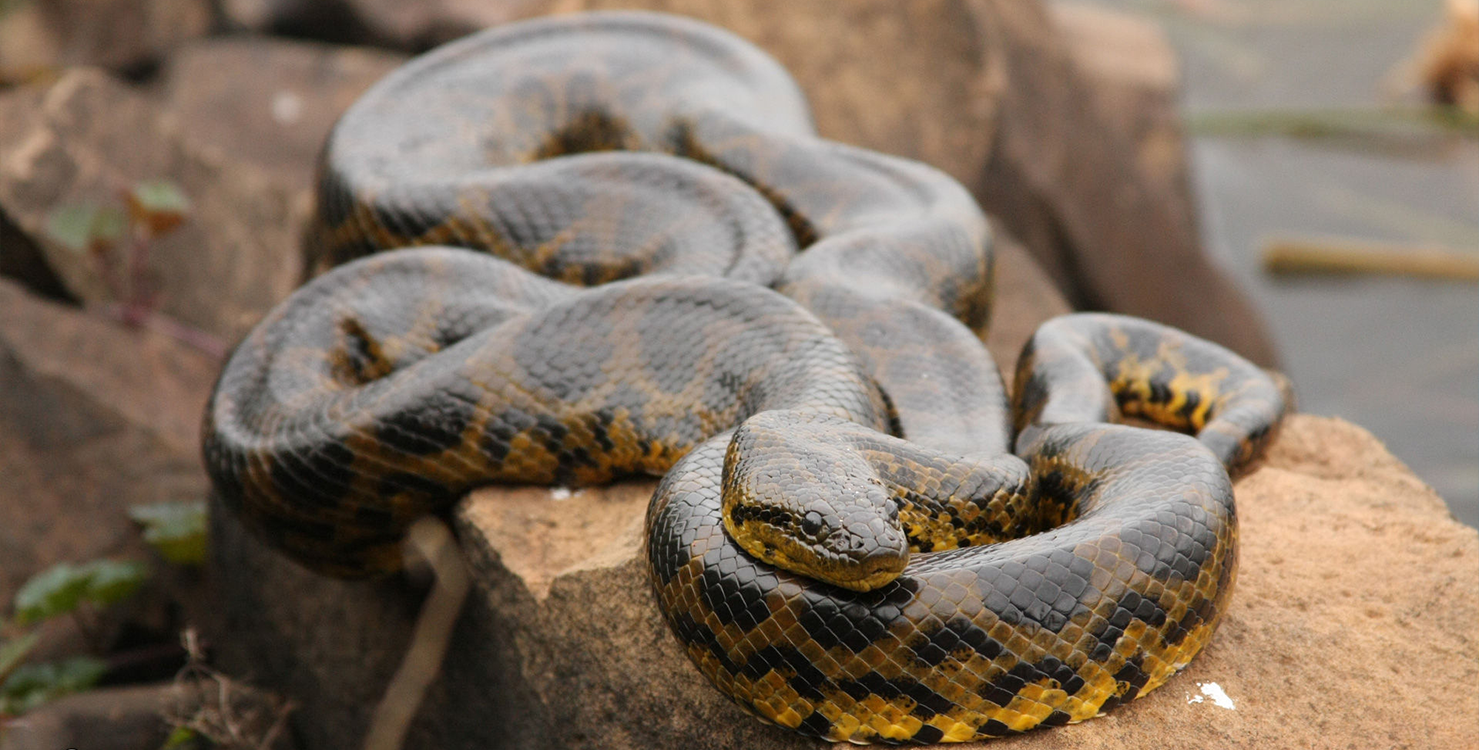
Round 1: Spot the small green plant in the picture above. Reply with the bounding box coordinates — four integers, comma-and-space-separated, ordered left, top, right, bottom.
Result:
130, 501, 209, 566
0, 560, 149, 717
43, 179, 225, 358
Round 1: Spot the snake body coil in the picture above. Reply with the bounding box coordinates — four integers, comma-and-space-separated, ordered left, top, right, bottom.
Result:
202, 12, 1289, 744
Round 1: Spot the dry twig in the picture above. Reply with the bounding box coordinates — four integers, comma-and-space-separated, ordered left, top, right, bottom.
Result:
362, 518, 472, 750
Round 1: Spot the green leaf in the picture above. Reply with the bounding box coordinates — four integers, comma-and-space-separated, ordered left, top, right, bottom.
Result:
42, 202, 127, 255
12, 563, 92, 624
91, 204, 128, 246
129, 501, 208, 565
80, 560, 149, 608
43, 202, 101, 253
0, 656, 106, 715
11, 560, 149, 624
127, 179, 190, 235
0, 631, 40, 683
130, 179, 189, 214
161, 726, 200, 750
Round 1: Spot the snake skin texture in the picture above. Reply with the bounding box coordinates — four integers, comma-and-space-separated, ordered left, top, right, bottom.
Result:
201, 11, 1291, 744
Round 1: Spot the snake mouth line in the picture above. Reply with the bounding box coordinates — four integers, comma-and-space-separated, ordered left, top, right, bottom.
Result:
723, 516, 910, 592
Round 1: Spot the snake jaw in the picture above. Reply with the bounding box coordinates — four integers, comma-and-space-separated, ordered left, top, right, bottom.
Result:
724, 511, 909, 592
722, 488, 910, 592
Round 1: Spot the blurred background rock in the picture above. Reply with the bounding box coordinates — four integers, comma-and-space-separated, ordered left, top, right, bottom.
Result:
1059, 0, 1476, 527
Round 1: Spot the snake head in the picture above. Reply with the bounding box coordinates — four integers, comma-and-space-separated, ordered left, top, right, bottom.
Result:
722, 413, 910, 592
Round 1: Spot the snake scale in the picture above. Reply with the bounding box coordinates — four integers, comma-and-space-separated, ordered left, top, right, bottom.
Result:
201, 11, 1291, 744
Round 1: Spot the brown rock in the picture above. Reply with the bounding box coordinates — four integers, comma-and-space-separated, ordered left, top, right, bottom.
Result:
968, 0, 1279, 366
985, 227, 1071, 383
0, 86, 69, 300
206, 413, 1479, 749
160, 38, 408, 192
0, 69, 305, 343
0, 0, 212, 84
1049, 2, 1188, 207
0, 278, 217, 602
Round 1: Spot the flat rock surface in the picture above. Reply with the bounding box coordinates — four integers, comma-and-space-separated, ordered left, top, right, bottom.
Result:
452, 415, 1479, 749
454, 415, 1479, 750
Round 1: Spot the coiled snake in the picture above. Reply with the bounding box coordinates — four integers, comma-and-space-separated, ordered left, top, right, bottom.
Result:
202, 11, 1290, 744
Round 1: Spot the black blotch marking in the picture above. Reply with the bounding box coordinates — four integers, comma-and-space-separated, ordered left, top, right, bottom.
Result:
533, 110, 635, 159
981, 719, 1016, 737
795, 709, 835, 740
377, 471, 453, 504
1112, 655, 1150, 704
270, 439, 357, 506
1177, 388, 1202, 424
371, 187, 453, 244
588, 411, 617, 452
912, 725, 945, 744
832, 673, 955, 720
481, 409, 539, 464
379, 390, 476, 456
698, 551, 776, 632
1042, 710, 1072, 727
907, 617, 1001, 668
739, 645, 829, 703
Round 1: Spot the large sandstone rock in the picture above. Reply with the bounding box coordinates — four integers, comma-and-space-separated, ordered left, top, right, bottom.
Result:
0, 278, 217, 602
0, 0, 212, 84
0, 69, 304, 343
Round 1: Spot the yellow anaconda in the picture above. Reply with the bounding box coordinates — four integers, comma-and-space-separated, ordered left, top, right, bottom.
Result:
201, 11, 1290, 744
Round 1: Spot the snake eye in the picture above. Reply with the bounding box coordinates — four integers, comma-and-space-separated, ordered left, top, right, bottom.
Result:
801, 511, 824, 537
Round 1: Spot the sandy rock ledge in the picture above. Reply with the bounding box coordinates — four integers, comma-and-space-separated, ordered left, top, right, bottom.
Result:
208, 413, 1479, 749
